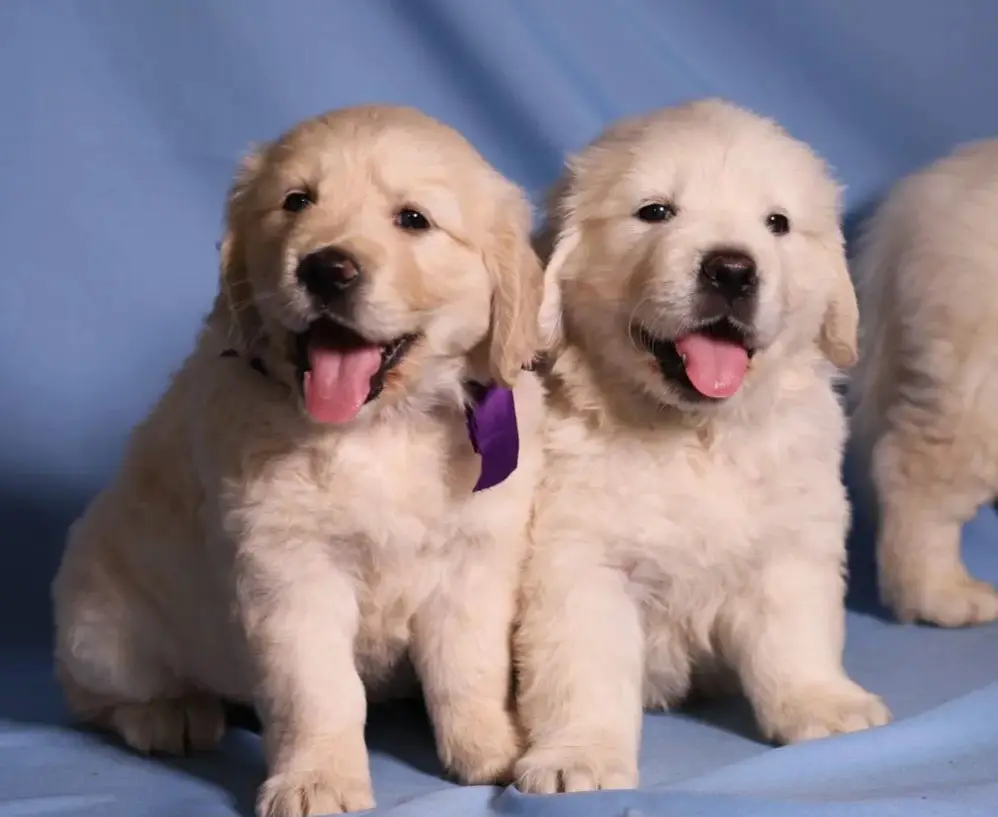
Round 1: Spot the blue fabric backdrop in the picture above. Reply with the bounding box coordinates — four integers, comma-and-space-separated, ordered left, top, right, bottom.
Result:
2, 2, 998, 815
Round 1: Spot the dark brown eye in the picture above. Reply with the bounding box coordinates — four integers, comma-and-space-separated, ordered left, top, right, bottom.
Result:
766, 212, 790, 236
395, 208, 431, 231
282, 191, 313, 213
635, 202, 678, 223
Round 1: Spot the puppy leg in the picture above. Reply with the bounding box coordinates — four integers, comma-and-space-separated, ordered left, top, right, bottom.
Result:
514, 556, 643, 794
720, 557, 891, 744
54, 510, 225, 755
242, 553, 373, 817
874, 429, 998, 626
410, 541, 521, 785
56, 608, 226, 756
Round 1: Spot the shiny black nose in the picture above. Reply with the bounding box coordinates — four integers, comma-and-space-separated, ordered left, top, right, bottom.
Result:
699, 250, 758, 301
296, 246, 362, 305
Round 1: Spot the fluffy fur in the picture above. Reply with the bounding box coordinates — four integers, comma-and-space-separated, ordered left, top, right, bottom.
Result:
52, 105, 545, 817
514, 99, 890, 794
849, 139, 998, 627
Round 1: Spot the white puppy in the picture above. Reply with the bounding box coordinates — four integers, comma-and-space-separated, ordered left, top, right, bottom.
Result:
52, 106, 545, 816
514, 99, 890, 794
849, 139, 998, 628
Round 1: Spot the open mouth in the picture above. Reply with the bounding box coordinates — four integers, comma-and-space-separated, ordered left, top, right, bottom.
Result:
294, 318, 417, 424
633, 318, 756, 401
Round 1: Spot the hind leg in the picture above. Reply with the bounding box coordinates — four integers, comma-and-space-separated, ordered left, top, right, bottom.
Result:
873, 427, 998, 627
54, 517, 225, 755
59, 668, 225, 756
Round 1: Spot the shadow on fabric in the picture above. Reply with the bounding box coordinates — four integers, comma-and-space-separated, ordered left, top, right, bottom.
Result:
0, 479, 92, 650
842, 444, 892, 620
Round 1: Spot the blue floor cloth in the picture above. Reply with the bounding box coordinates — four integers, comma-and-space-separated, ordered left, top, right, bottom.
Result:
3, 1, 998, 815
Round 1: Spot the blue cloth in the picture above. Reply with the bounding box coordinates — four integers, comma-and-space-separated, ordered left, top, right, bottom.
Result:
2, 1, 998, 815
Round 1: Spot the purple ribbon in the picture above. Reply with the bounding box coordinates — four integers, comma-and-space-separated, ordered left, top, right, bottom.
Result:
464, 383, 519, 492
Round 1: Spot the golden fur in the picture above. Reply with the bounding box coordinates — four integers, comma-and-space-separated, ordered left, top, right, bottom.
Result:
513, 99, 889, 794
52, 105, 545, 817
850, 139, 998, 627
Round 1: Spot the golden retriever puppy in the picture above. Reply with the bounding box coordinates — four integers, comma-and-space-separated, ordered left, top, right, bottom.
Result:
513, 99, 890, 794
52, 105, 545, 816
849, 140, 998, 627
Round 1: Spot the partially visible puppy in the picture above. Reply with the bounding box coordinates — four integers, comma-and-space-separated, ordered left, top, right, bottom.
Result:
53, 106, 545, 816
515, 99, 889, 794
849, 139, 998, 627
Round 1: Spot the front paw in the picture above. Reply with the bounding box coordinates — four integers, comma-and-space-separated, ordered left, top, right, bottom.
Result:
882, 571, 998, 628
514, 742, 638, 794
438, 706, 522, 785
758, 682, 891, 744
257, 770, 374, 817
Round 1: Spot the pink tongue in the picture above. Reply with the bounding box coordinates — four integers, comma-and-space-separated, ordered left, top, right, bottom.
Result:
674, 333, 749, 399
304, 344, 383, 424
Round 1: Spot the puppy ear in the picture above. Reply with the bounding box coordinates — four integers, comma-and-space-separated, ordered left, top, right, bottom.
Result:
483, 186, 545, 387
208, 146, 267, 352
818, 239, 860, 369
533, 165, 584, 354
536, 223, 580, 354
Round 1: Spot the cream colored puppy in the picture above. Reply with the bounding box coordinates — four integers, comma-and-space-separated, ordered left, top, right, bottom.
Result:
849, 139, 998, 628
52, 105, 545, 816
514, 99, 890, 794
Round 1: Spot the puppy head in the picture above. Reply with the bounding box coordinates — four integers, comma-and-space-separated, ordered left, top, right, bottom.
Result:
210, 105, 542, 425
540, 98, 857, 413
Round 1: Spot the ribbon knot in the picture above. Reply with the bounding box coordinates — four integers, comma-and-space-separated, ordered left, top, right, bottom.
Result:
464, 383, 519, 492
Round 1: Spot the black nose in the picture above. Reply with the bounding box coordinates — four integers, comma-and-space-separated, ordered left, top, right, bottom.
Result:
699, 250, 758, 301
296, 246, 362, 305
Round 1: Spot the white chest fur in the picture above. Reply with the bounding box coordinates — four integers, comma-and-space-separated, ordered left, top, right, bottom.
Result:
215, 373, 545, 691
533, 378, 848, 704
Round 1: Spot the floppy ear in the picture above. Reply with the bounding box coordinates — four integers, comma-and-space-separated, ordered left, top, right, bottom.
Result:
532, 169, 581, 354
208, 146, 266, 352
483, 187, 545, 387
536, 223, 580, 354
818, 238, 860, 369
